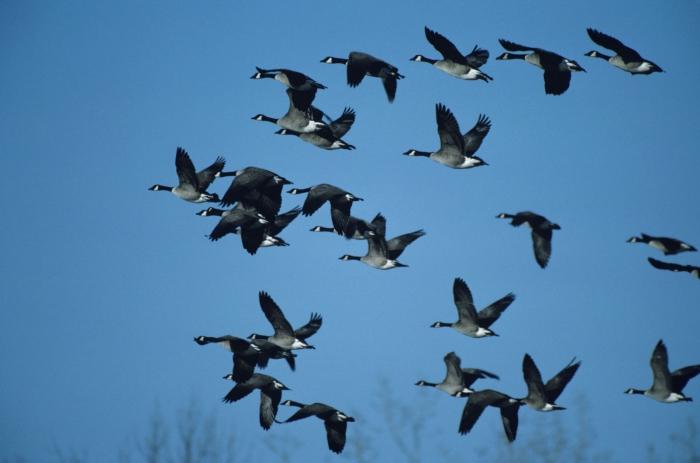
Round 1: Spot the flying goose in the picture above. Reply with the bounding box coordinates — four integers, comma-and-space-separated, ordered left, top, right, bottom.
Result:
257, 291, 316, 350
585, 28, 663, 74
496, 211, 560, 268
457, 389, 520, 442
222, 373, 290, 430
275, 107, 356, 150
278, 400, 355, 454
249, 312, 322, 345
194, 335, 295, 383
250, 66, 326, 99
339, 214, 424, 270
625, 340, 699, 402
410, 27, 492, 82
496, 39, 585, 95
288, 183, 363, 235
521, 354, 581, 411
149, 147, 224, 203
310, 215, 375, 240
321, 51, 404, 102
198, 205, 300, 250
647, 258, 700, 279
431, 278, 515, 337
415, 352, 498, 396
627, 234, 696, 255
218, 166, 291, 219
403, 104, 488, 169
251, 88, 326, 133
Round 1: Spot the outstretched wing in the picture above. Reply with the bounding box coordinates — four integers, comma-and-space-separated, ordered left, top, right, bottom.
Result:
258, 291, 294, 337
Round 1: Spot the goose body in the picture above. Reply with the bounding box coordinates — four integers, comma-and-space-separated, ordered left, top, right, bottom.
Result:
279, 400, 355, 454
585, 28, 663, 74
256, 291, 316, 350
431, 278, 515, 337
521, 354, 580, 411
458, 389, 520, 442
404, 104, 488, 169
149, 147, 223, 203
497, 211, 560, 268
288, 183, 363, 235
497, 39, 585, 95
628, 233, 696, 255
252, 88, 326, 133
321, 51, 404, 102
218, 166, 291, 219
625, 340, 699, 403
648, 258, 700, 279
222, 373, 290, 430
411, 27, 492, 82
415, 352, 497, 396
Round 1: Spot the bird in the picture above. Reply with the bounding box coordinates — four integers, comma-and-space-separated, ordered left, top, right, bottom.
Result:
462, 114, 492, 158
196, 204, 270, 254
430, 278, 515, 337
194, 335, 295, 383
520, 354, 581, 411
198, 205, 301, 250
278, 400, 355, 454
496, 39, 586, 95
627, 233, 696, 255
647, 258, 700, 279
496, 211, 561, 268
248, 312, 322, 345
310, 215, 375, 240
339, 214, 424, 270
410, 26, 492, 82
274, 106, 356, 150
415, 352, 498, 396
288, 183, 363, 236
251, 88, 326, 133
149, 147, 224, 203
321, 51, 404, 102
625, 339, 699, 402
218, 166, 291, 219
250, 67, 326, 95
457, 389, 520, 442
585, 28, 663, 75
222, 373, 290, 430
403, 104, 488, 169
256, 291, 316, 350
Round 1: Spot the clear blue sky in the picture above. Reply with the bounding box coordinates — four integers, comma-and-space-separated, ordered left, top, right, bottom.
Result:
1, 1, 699, 461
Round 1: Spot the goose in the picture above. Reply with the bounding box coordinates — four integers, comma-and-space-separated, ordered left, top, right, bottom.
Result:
585, 28, 663, 75
321, 51, 404, 102
275, 107, 356, 150
647, 257, 700, 279
410, 27, 492, 82
218, 166, 291, 219
149, 147, 224, 203
310, 215, 375, 240
288, 184, 363, 235
496, 39, 585, 95
415, 352, 497, 396
278, 400, 355, 454
257, 291, 316, 350
431, 278, 515, 337
194, 335, 295, 383
222, 373, 290, 430
195, 205, 269, 255
403, 104, 488, 169
520, 354, 580, 411
625, 340, 699, 402
457, 389, 520, 442
252, 89, 326, 133
339, 214, 424, 270
627, 233, 696, 255
250, 66, 326, 94
496, 211, 560, 268
198, 205, 301, 249
249, 312, 322, 345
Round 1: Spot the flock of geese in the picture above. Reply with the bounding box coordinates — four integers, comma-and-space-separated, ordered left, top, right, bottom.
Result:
147, 25, 699, 454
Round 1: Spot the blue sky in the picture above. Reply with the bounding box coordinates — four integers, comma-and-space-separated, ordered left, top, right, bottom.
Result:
1, 0, 699, 461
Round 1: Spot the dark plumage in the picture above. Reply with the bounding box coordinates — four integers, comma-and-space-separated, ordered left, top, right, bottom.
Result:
222, 373, 290, 430
321, 52, 404, 102
585, 28, 663, 74
148, 147, 224, 203
496, 39, 585, 95
648, 258, 700, 279
497, 211, 560, 268
279, 400, 355, 454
